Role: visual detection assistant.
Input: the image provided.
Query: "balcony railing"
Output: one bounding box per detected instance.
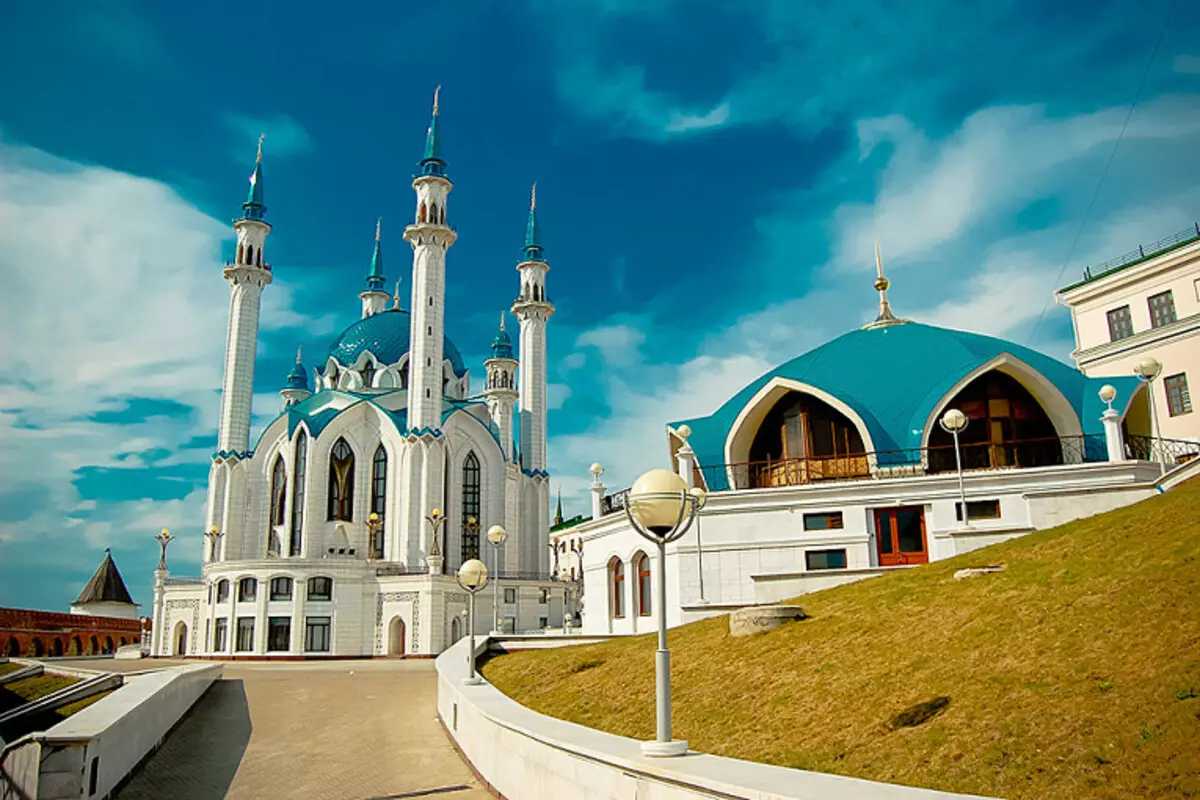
[1125,435,1200,466]
[1080,223,1200,284]
[600,488,630,517]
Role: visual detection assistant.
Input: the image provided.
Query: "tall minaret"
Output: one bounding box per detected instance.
[360,218,389,318]
[218,136,273,454]
[483,314,518,462]
[403,86,457,432]
[511,184,554,472]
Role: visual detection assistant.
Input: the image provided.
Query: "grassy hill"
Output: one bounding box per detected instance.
[483,478,1200,799]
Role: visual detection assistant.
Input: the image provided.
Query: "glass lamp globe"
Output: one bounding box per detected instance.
[458,558,488,590]
[1135,357,1162,380]
[629,468,688,535]
[676,424,691,440]
[589,462,603,477]
[690,486,707,508]
[486,524,507,545]
[941,408,968,432]
[1098,385,1117,405]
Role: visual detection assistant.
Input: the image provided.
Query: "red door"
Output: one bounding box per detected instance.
[875,507,928,566]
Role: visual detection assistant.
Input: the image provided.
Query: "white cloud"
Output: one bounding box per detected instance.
[222,112,314,160]
[666,102,730,133]
[546,383,573,411]
[575,322,647,365]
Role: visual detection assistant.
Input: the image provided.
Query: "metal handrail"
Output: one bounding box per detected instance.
[1082,223,1200,282]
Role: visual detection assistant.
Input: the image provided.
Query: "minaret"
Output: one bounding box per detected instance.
[218,135,273,454]
[281,347,312,408]
[360,218,390,318]
[511,183,554,472]
[862,240,909,330]
[483,314,518,461]
[403,86,457,432]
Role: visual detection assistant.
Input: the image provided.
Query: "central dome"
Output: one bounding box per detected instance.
[324,309,467,376]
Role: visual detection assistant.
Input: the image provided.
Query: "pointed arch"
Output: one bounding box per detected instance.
[327,437,355,521]
[361,359,376,389]
[460,451,481,562]
[290,430,308,556]
[608,557,626,619]
[431,202,440,225]
[418,202,427,223]
[256,247,263,266]
[633,551,651,617]
[237,244,244,264]
[269,455,287,527]
[370,444,387,559]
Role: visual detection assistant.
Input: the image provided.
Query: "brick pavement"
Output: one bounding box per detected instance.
[116,660,493,800]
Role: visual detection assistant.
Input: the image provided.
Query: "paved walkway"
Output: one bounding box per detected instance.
[116,660,492,800]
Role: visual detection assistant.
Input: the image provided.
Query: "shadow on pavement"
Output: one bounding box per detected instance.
[116,679,252,799]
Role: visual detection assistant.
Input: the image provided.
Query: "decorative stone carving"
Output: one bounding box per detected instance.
[729,605,807,638]
[375,591,421,654]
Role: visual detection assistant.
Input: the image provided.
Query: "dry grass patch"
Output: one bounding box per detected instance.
[483,478,1200,799]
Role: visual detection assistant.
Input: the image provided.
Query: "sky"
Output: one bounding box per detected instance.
[1,0,1198,612]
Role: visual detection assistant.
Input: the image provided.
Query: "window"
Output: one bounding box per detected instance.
[269,455,287,528]
[1165,373,1192,416]
[308,576,333,601]
[1106,305,1134,341]
[955,499,1002,521]
[539,617,548,628]
[460,452,481,561]
[370,445,387,559]
[213,618,228,651]
[327,437,355,521]
[216,579,229,603]
[805,549,847,570]
[238,577,257,602]
[634,552,651,617]
[361,360,375,388]
[1148,291,1177,328]
[539,588,550,604]
[267,617,291,652]
[803,511,844,531]
[503,587,516,604]
[269,577,293,601]
[236,617,255,652]
[609,558,625,619]
[290,431,307,556]
[305,617,331,652]
[502,617,516,634]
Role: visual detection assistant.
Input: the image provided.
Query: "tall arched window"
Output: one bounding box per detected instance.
[634,552,651,617]
[609,557,625,619]
[327,438,355,521]
[269,456,287,527]
[370,445,387,559]
[290,431,307,556]
[400,362,410,389]
[361,360,376,389]
[460,452,481,561]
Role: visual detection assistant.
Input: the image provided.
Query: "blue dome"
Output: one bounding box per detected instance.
[491,326,514,359]
[285,360,309,389]
[324,309,467,377]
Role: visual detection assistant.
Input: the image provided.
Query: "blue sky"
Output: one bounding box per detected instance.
[2,0,1198,612]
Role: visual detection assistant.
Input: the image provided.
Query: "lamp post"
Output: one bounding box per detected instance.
[456,558,489,685]
[366,513,384,560]
[425,508,445,573]
[486,524,507,633]
[570,539,584,629]
[624,468,702,757]
[464,516,480,563]
[1133,356,1166,473]
[690,487,709,604]
[154,528,175,570]
[203,526,224,563]
[939,408,970,526]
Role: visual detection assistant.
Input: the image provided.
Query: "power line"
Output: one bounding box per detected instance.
[1025,0,1178,346]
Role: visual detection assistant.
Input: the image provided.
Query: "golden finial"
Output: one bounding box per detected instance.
[432,85,441,117]
[873,240,888,292]
[256,133,265,164]
[375,217,382,242]
[863,239,906,329]
[295,346,303,364]
[530,182,537,211]
[393,279,402,309]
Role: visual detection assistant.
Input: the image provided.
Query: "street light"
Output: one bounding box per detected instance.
[1133,356,1166,473]
[456,558,489,685]
[425,508,446,571]
[203,526,223,563]
[939,408,970,526]
[366,512,384,560]
[624,468,702,757]
[154,528,174,571]
[486,524,507,633]
[690,487,709,604]
[465,516,481,563]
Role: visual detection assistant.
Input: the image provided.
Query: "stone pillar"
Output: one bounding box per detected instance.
[590,479,605,520]
[1102,408,1126,462]
[676,443,696,489]
[152,568,167,656]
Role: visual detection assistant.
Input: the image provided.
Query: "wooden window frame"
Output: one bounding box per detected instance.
[805,549,847,570]
[956,499,1002,521]
[1165,373,1192,417]
[803,511,844,531]
[634,552,652,617]
[1106,305,1134,341]
[1147,290,1177,329]
[610,558,626,619]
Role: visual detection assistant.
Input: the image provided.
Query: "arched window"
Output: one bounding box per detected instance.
[237,244,244,263]
[609,558,625,619]
[418,202,427,223]
[307,576,333,601]
[269,455,287,527]
[290,431,307,556]
[31,638,44,657]
[747,391,869,488]
[400,362,410,389]
[105,636,114,653]
[216,579,230,603]
[270,576,293,600]
[256,248,263,266]
[52,638,64,656]
[431,202,439,224]
[370,445,387,559]
[71,636,82,655]
[89,636,99,655]
[634,552,651,616]
[460,452,481,561]
[327,437,354,521]
[361,360,376,389]
[238,577,257,602]
[5,637,18,656]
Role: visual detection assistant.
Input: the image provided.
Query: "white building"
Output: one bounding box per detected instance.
[562,261,1198,635]
[152,94,564,658]
[1057,224,1199,442]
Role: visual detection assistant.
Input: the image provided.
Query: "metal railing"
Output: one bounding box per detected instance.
[1125,435,1200,465]
[164,577,205,586]
[374,565,431,577]
[600,489,630,517]
[1081,223,1199,283]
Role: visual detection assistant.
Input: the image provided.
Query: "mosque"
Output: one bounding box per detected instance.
[150,92,565,658]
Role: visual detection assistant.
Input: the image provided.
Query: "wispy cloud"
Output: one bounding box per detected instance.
[222,112,315,161]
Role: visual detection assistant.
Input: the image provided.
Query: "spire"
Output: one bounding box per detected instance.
[491,312,514,359]
[285,346,308,389]
[242,133,267,221]
[366,217,385,291]
[863,240,908,330]
[523,182,545,262]
[554,488,564,526]
[419,85,447,177]
[74,549,135,605]
[392,278,404,311]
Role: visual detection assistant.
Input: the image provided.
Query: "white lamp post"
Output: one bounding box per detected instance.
[486,524,507,633]
[939,408,970,526]
[203,526,224,563]
[624,468,702,757]
[1133,356,1165,473]
[690,487,708,604]
[456,558,489,685]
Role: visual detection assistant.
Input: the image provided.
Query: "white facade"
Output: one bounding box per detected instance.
[152,100,563,658]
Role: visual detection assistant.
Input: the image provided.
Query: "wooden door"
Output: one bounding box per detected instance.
[875,507,928,566]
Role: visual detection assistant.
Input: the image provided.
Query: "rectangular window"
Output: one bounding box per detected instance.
[504,588,516,604]
[1148,291,1177,328]
[1165,373,1192,416]
[803,511,844,531]
[235,617,255,652]
[304,616,331,652]
[267,617,291,652]
[269,577,292,601]
[1106,305,1134,341]
[805,549,847,570]
[238,578,257,603]
[213,618,228,651]
[539,588,550,604]
[307,576,332,601]
[539,617,548,628]
[955,499,1002,521]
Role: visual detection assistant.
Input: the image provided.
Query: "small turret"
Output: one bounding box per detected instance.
[243,134,267,221]
[484,313,519,462]
[281,347,312,407]
[418,85,447,178]
[361,218,390,318]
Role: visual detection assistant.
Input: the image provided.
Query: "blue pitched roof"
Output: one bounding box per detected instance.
[324,308,467,377]
[673,322,1142,490]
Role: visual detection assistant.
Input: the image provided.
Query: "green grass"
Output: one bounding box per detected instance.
[0,674,79,714]
[484,477,1200,800]
[0,662,23,678]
